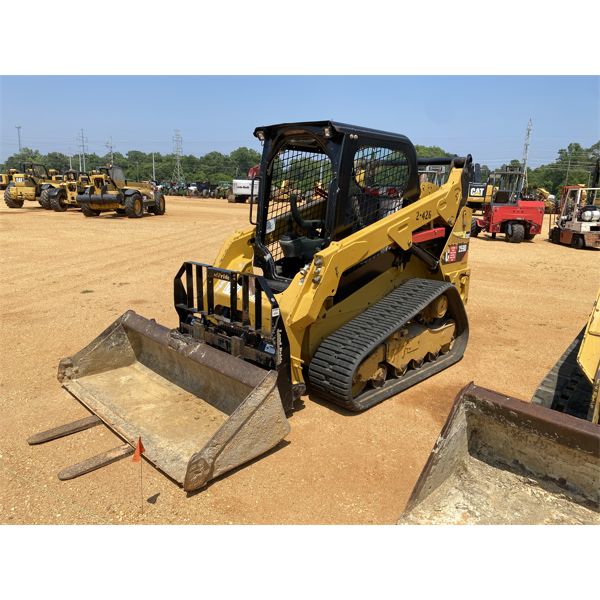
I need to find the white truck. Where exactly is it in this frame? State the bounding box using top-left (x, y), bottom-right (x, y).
top-left (228, 178), bottom-right (260, 203)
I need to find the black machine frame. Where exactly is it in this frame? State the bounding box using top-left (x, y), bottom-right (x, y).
top-left (174, 261), bottom-right (294, 410)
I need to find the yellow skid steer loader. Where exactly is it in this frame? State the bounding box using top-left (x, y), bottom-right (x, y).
top-left (30, 121), bottom-right (474, 491)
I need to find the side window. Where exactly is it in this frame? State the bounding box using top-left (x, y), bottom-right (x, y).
top-left (110, 167), bottom-right (126, 186)
top-left (348, 146), bottom-right (411, 231)
top-left (265, 142), bottom-right (332, 262)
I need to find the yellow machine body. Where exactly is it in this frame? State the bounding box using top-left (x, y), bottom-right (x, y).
top-left (208, 165), bottom-right (471, 390)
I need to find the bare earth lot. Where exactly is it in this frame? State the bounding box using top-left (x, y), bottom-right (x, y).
top-left (1, 198), bottom-right (598, 524)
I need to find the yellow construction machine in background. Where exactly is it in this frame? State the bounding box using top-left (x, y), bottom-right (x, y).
top-left (46, 170), bottom-right (91, 211)
top-left (4, 163), bottom-right (62, 209)
top-left (76, 165), bottom-right (166, 218)
top-left (0, 168), bottom-right (18, 190)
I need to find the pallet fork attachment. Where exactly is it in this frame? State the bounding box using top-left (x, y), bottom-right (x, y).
top-left (29, 310), bottom-right (290, 491)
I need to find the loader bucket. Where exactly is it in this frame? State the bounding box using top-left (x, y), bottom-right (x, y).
top-left (399, 383), bottom-right (600, 524)
top-left (41, 310), bottom-right (290, 491)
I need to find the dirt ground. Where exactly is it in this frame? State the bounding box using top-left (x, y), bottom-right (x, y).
top-left (1, 198), bottom-right (598, 524)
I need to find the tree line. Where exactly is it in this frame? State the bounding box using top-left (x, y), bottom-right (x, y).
top-left (1, 140), bottom-right (598, 194)
top-left (0, 146), bottom-right (263, 184)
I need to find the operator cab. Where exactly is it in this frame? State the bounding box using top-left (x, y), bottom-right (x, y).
top-left (489, 166), bottom-right (524, 205)
top-left (251, 121), bottom-right (421, 290)
top-left (96, 165), bottom-right (126, 188)
top-left (22, 163), bottom-right (50, 181)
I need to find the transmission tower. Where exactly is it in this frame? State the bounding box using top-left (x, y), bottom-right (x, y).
top-left (77, 129), bottom-right (88, 172)
top-left (105, 136), bottom-right (114, 165)
top-left (521, 118), bottom-right (533, 190)
top-left (172, 129), bottom-right (185, 184)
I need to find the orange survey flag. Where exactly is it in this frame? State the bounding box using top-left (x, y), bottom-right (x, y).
top-left (132, 436), bottom-right (145, 463)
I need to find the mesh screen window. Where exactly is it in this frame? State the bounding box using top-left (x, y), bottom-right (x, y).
top-left (266, 146), bottom-right (332, 262)
top-left (349, 146), bottom-right (410, 231)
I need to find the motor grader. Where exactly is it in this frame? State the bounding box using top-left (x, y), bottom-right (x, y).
top-left (3, 163), bottom-right (62, 209)
top-left (46, 170), bottom-right (90, 211)
top-left (400, 288), bottom-right (600, 524)
top-left (30, 120), bottom-right (474, 491)
top-left (76, 165), bottom-right (166, 218)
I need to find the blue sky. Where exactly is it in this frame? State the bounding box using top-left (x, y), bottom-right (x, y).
top-left (0, 76), bottom-right (598, 168)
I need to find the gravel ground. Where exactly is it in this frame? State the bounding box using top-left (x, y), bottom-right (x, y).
top-left (1, 197), bottom-right (598, 524)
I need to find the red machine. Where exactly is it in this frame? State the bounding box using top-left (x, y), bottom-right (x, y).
top-left (470, 166), bottom-right (544, 243)
top-left (472, 198), bottom-right (545, 242)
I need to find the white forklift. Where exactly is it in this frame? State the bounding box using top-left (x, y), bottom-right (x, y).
top-left (550, 160), bottom-right (600, 249)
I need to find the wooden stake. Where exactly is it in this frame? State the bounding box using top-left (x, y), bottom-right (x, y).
top-left (140, 458), bottom-right (144, 515)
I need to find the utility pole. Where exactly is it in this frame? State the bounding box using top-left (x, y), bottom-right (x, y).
top-left (15, 125), bottom-right (22, 151)
top-left (105, 136), bottom-right (114, 165)
top-left (521, 118), bottom-right (532, 191)
top-left (172, 129), bottom-right (185, 184)
top-left (152, 152), bottom-right (156, 181)
top-left (565, 148), bottom-right (572, 186)
top-left (77, 136), bottom-right (82, 172)
top-left (78, 129), bottom-right (88, 172)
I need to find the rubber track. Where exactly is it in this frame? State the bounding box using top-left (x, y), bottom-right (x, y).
top-left (308, 278), bottom-right (468, 411)
top-left (531, 327), bottom-right (593, 421)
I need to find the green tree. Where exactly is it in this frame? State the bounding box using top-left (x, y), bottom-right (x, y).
top-left (5, 147), bottom-right (45, 170)
top-left (414, 145), bottom-right (452, 158)
top-left (229, 147), bottom-right (261, 176)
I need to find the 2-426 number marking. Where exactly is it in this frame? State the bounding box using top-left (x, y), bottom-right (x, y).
top-left (416, 210), bottom-right (432, 221)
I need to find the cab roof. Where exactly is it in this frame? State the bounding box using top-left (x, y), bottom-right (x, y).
top-left (253, 120), bottom-right (413, 147)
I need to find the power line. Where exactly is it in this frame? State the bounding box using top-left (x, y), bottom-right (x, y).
top-left (15, 125), bottom-right (22, 151)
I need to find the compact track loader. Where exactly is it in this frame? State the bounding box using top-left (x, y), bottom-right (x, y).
top-left (400, 290), bottom-right (600, 524)
top-left (76, 165), bottom-right (166, 218)
top-left (30, 121), bottom-right (474, 491)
